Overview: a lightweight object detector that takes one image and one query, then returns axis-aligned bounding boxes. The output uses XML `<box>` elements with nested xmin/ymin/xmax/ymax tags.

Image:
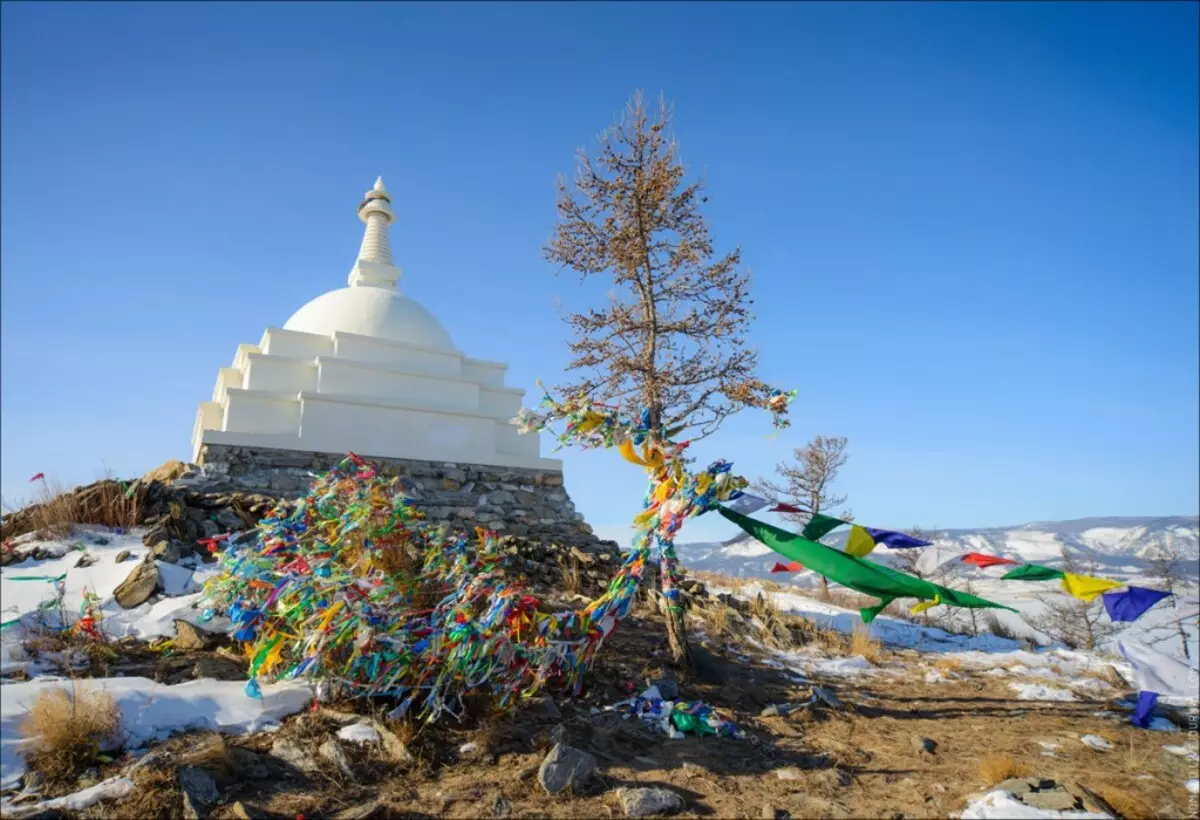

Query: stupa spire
<box><xmin>348</xmin><ymin>176</ymin><xmax>402</xmax><ymax>289</ymax></box>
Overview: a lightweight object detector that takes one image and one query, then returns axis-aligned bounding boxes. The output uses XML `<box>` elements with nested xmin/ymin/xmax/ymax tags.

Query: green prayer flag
<box><xmin>718</xmin><ymin>507</ymin><xmax>1016</xmax><ymax>622</ymax></box>
<box><xmin>800</xmin><ymin>512</ymin><xmax>847</xmax><ymax>541</ymax></box>
<box><xmin>1001</xmin><ymin>564</ymin><xmax>1066</xmax><ymax>581</ymax></box>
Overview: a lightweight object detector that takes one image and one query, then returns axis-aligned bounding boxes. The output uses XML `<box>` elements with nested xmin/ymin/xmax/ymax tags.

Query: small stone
<box><xmin>993</xmin><ymin>777</ymin><xmax>1038</xmax><ymax>795</ymax></box>
<box><xmin>537</xmin><ymin>743</ymin><xmax>597</xmax><ymax>794</ymax></box>
<box><xmin>74</xmin><ymin>553</ymin><xmax>98</xmax><ymax>569</ymax></box>
<box><xmin>490</xmin><ymin>795</ymin><xmax>512</xmax><ymax>818</ymax></box>
<box><xmin>531</xmin><ymin>695</ymin><xmax>562</xmax><ymax>721</ymax></box>
<box><xmin>775</xmin><ymin>767</ymin><xmax>803</xmax><ymax>781</ymax></box>
<box><xmin>910</xmin><ymin>736</ymin><xmax>937</xmax><ymax>754</ymax></box>
<box><xmin>114</xmin><ymin>549</ymin><xmax>131</xmax><ymax>563</ymax></box>
<box><xmin>616</xmin><ymin>787</ymin><xmax>684</xmax><ymax>817</ymax></box>
<box><xmin>173</xmin><ymin>619</ymin><xmax>214</xmax><ymax>652</ymax></box>
<box><xmin>270</xmin><ymin>738</ymin><xmax>320</xmax><ymax>774</ymax></box>
<box><xmin>319</xmin><ymin>739</ymin><xmax>356</xmax><ymax>780</ymax></box>
<box><xmin>178</xmin><ymin>765</ymin><xmax>219</xmax><ymax>820</ymax></box>
<box><xmin>369</xmin><ymin>719</ymin><xmax>415</xmax><ymax>766</ymax></box>
<box><xmin>113</xmin><ymin>555</ymin><xmax>161</xmax><ymax>608</ymax></box>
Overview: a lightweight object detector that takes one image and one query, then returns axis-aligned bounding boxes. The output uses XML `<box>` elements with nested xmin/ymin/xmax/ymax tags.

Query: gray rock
<box><xmin>319</xmin><ymin>739</ymin><xmax>357</xmax><ymax>780</ymax></box>
<box><xmin>229</xmin><ymin>747</ymin><xmax>270</xmax><ymax>780</ymax></box>
<box><xmin>616</xmin><ymin>787</ymin><xmax>684</xmax><ymax>817</ymax></box>
<box><xmin>270</xmin><ymin>738</ymin><xmax>320</xmax><ymax>774</ymax></box>
<box><xmin>1023</xmin><ymin>790</ymin><xmax>1080</xmax><ymax>812</ymax></box>
<box><xmin>490</xmin><ymin>795</ymin><xmax>512</xmax><ymax>818</ymax></box>
<box><xmin>178</xmin><ymin>766</ymin><xmax>219</xmax><ymax>820</ymax></box>
<box><xmin>114</xmin><ymin>549</ymin><xmax>132</xmax><ymax>564</ymax></box>
<box><xmin>173</xmin><ymin>619</ymin><xmax>214</xmax><ymax>652</ymax></box>
<box><xmin>910</xmin><ymin>736</ymin><xmax>937</xmax><ymax>754</ymax></box>
<box><xmin>531</xmin><ymin>695</ymin><xmax>562</xmax><ymax>721</ymax></box>
<box><xmin>74</xmin><ymin>553</ymin><xmax>98</xmax><ymax>569</ymax></box>
<box><xmin>537</xmin><ymin>743</ymin><xmax>597</xmax><ymax>794</ymax></box>
<box><xmin>549</xmin><ymin>723</ymin><xmax>568</xmax><ymax>746</ymax></box>
<box><xmin>993</xmin><ymin>777</ymin><xmax>1056</xmax><ymax>796</ymax></box>
<box><xmin>113</xmin><ymin>556</ymin><xmax>161</xmax><ymax>608</ymax></box>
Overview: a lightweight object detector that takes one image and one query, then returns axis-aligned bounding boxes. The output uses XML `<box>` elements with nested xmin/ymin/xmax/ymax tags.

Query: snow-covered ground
<box><xmin>0</xmin><ymin>527</ymin><xmax>301</xmax><ymax>789</ymax></box>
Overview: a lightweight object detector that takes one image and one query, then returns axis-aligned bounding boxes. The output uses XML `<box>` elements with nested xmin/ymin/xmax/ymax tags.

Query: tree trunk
<box><xmin>664</xmin><ymin>600</ymin><xmax>693</xmax><ymax>670</ymax></box>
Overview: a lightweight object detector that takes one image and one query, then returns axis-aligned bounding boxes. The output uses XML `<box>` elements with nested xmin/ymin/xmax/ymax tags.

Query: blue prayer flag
<box><xmin>1102</xmin><ymin>586</ymin><xmax>1171</xmax><ymax>623</ymax></box>
<box><xmin>1130</xmin><ymin>690</ymin><xmax>1158</xmax><ymax>728</ymax></box>
<box><xmin>865</xmin><ymin>528</ymin><xmax>932</xmax><ymax>549</ymax></box>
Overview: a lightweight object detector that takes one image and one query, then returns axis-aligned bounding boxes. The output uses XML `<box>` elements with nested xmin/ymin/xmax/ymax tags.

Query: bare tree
<box><xmin>1027</xmin><ymin>548</ymin><xmax>1123</xmax><ymax>651</ymax></box>
<box><xmin>1144</xmin><ymin>540</ymin><xmax>1198</xmax><ymax>661</ymax></box>
<box><xmin>753</xmin><ymin>436</ymin><xmax>851</xmax><ymax>599</ymax></box>
<box><xmin>546</xmin><ymin>91</ymin><xmax>782</xmax><ymax>669</ymax></box>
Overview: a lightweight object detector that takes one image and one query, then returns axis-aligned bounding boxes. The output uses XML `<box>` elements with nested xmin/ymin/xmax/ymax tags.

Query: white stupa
<box><xmin>191</xmin><ymin>177</ymin><xmax>560</xmax><ymax>471</ymax></box>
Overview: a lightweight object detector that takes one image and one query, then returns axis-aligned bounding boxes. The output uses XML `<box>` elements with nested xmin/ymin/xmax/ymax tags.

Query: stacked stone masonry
<box><xmin>195</xmin><ymin>443</ymin><xmax>610</xmax><ymax>551</ymax></box>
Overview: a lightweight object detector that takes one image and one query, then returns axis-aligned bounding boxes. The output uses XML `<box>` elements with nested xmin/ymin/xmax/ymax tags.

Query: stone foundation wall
<box><xmin>195</xmin><ymin>443</ymin><xmax>610</xmax><ymax>551</ymax></box>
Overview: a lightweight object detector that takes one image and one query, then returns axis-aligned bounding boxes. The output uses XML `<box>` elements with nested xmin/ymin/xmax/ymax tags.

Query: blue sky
<box><xmin>2</xmin><ymin>1</ymin><xmax>1196</xmax><ymax>546</ymax></box>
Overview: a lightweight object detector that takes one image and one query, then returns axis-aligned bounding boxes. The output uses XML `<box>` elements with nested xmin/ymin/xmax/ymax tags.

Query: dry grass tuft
<box><xmin>20</xmin><ymin>682</ymin><xmax>121</xmax><ymax>782</ymax></box>
<box><xmin>933</xmin><ymin>656</ymin><xmax>963</xmax><ymax>674</ymax></box>
<box><xmin>1097</xmin><ymin>785</ymin><xmax>1153</xmax><ymax>820</ymax></box>
<box><xmin>558</xmin><ymin>554</ymin><xmax>583</xmax><ymax>596</ymax></box>
<box><xmin>850</xmin><ymin>622</ymin><xmax>883</xmax><ymax>663</ymax></box>
<box><xmin>978</xmin><ymin>754</ymin><xmax>1031</xmax><ymax>786</ymax></box>
<box><xmin>748</xmin><ymin>590</ymin><xmax>778</xmax><ymax>623</ymax></box>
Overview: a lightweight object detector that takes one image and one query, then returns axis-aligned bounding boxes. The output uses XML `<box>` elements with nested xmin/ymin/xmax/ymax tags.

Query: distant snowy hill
<box><xmin>677</xmin><ymin>515</ymin><xmax>1200</xmax><ymax>582</ymax></box>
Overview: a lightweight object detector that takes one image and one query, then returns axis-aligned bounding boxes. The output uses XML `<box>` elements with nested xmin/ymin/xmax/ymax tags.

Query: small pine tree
<box><xmin>754</xmin><ymin>436</ymin><xmax>852</xmax><ymax>600</ymax></box>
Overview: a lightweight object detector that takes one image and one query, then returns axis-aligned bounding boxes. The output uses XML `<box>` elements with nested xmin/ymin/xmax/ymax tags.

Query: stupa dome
<box><xmin>283</xmin><ymin>286</ymin><xmax>455</xmax><ymax>351</ymax></box>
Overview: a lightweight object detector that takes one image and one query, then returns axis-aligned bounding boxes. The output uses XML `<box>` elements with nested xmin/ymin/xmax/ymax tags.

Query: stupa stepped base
<box><xmin>195</xmin><ymin>442</ymin><xmax>607</xmax><ymax>550</ymax></box>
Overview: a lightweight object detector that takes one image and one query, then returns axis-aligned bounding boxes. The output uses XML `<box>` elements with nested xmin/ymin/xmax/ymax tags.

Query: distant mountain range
<box><xmin>676</xmin><ymin>516</ymin><xmax>1200</xmax><ymax>582</ymax></box>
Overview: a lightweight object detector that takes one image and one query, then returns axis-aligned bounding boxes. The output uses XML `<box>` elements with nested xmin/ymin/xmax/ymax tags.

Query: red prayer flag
<box><xmin>770</xmin><ymin>561</ymin><xmax>804</xmax><ymax>573</ymax></box>
<box><xmin>961</xmin><ymin>552</ymin><xmax>1019</xmax><ymax>568</ymax></box>
<box><xmin>29</xmin><ymin>472</ymin><xmax>44</xmax><ymax>482</ymax></box>
<box><xmin>770</xmin><ymin>503</ymin><xmax>804</xmax><ymax>514</ymax></box>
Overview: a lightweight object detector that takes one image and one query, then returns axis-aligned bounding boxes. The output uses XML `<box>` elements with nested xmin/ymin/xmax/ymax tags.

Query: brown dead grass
<box><xmin>850</xmin><ymin>622</ymin><xmax>883</xmax><ymax>663</ymax></box>
<box><xmin>979</xmin><ymin>753</ymin><xmax>1032</xmax><ymax>786</ymax></box>
<box><xmin>557</xmin><ymin>554</ymin><xmax>583</xmax><ymax>596</ymax></box>
<box><xmin>1098</xmin><ymin>785</ymin><xmax>1154</xmax><ymax>820</ymax></box>
<box><xmin>20</xmin><ymin>682</ymin><xmax>121</xmax><ymax>782</ymax></box>
<box><xmin>7</xmin><ymin>473</ymin><xmax>143</xmax><ymax>541</ymax></box>
<box><xmin>934</xmin><ymin>656</ymin><xmax>963</xmax><ymax>674</ymax></box>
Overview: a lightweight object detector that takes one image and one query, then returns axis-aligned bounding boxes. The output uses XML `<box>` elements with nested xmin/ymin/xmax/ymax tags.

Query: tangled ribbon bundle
<box><xmin>201</xmin><ymin>388</ymin><xmax>793</xmax><ymax>724</ymax></box>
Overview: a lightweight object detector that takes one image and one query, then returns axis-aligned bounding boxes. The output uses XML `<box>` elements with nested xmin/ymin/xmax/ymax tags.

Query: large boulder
<box><xmin>537</xmin><ymin>743</ymin><xmax>597</xmax><ymax>795</ymax></box>
<box><xmin>113</xmin><ymin>556</ymin><xmax>161</xmax><ymax>608</ymax></box>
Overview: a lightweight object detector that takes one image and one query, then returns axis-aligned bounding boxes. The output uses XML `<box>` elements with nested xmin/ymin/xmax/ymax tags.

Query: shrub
<box><xmin>20</xmin><ymin>682</ymin><xmax>121</xmax><ymax>782</ymax></box>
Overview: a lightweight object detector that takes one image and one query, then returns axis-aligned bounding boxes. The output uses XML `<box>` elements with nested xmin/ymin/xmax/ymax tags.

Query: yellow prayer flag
<box><xmin>844</xmin><ymin>525</ymin><xmax>876</xmax><ymax>557</ymax></box>
<box><xmin>618</xmin><ymin>439</ymin><xmax>647</xmax><ymax>466</ymax></box>
<box><xmin>1060</xmin><ymin>572</ymin><xmax>1123</xmax><ymax>602</ymax></box>
<box><xmin>911</xmin><ymin>594</ymin><xmax>941</xmax><ymax>614</ymax></box>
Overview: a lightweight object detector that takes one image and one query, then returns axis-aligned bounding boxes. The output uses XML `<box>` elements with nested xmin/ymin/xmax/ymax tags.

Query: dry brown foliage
<box><xmin>20</xmin><ymin>682</ymin><xmax>121</xmax><ymax>782</ymax></box>
<box><xmin>1098</xmin><ymin>785</ymin><xmax>1153</xmax><ymax>820</ymax></box>
<box><xmin>7</xmin><ymin>473</ymin><xmax>142</xmax><ymax>541</ymax></box>
<box><xmin>849</xmin><ymin>622</ymin><xmax>883</xmax><ymax>663</ymax></box>
<box><xmin>557</xmin><ymin>554</ymin><xmax>583</xmax><ymax>596</ymax></box>
<box><xmin>978</xmin><ymin>754</ymin><xmax>1032</xmax><ymax>786</ymax></box>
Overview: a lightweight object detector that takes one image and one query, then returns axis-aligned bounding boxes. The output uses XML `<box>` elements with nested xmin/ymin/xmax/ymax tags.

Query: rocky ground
<box><xmin>3</xmin><ymin>577</ymin><xmax>1197</xmax><ymax>820</ymax></box>
<box><xmin>2</xmin><ymin>469</ymin><xmax>1197</xmax><ymax>820</ymax></box>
